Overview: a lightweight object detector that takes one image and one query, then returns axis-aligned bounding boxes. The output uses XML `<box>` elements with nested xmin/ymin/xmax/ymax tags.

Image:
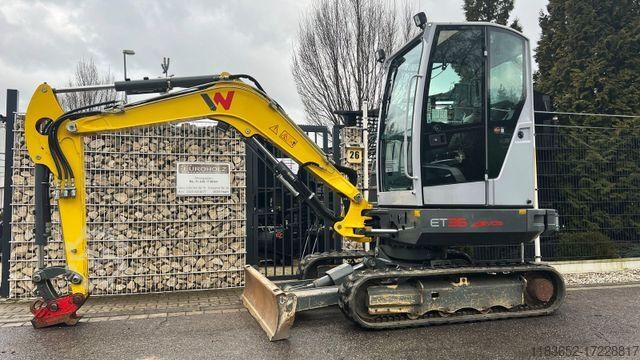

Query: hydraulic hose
<box><xmin>48</xmin><ymin>101</ymin><xmax>117</xmax><ymax>182</ymax></box>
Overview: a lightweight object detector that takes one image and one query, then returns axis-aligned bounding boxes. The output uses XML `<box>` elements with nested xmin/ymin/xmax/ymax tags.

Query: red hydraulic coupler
<box><xmin>30</xmin><ymin>293</ymin><xmax>86</xmax><ymax>328</ymax></box>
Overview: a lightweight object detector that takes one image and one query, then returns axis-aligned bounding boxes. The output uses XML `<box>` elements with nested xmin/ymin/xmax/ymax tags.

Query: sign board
<box><xmin>346</xmin><ymin>147</ymin><xmax>364</xmax><ymax>164</ymax></box>
<box><xmin>176</xmin><ymin>162</ymin><xmax>231</xmax><ymax>196</ymax></box>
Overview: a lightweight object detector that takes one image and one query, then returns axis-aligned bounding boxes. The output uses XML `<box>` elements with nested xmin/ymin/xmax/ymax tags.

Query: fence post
<box><xmin>361</xmin><ymin>102</ymin><xmax>370</xmax><ymax>252</ymax></box>
<box><xmin>533</xmin><ymin>120</ymin><xmax>543</xmax><ymax>263</ymax></box>
<box><xmin>245</xmin><ymin>144</ymin><xmax>258</xmax><ymax>266</ymax></box>
<box><xmin>332</xmin><ymin>124</ymin><xmax>343</xmax><ymax>251</ymax></box>
<box><xmin>1</xmin><ymin>89</ymin><xmax>18</xmax><ymax>297</ymax></box>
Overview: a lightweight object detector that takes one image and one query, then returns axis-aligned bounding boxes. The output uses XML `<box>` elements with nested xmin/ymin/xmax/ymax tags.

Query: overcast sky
<box><xmin>0</xmin><ymin>0</ymin><xmax>548</xmax><ymax>120</ymax></box>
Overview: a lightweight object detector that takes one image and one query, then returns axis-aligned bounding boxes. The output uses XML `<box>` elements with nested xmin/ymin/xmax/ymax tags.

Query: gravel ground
<box><xmin>563</xmin><ymin>269</ymin><xmax>640</xmax><ymax>286</ymax></box>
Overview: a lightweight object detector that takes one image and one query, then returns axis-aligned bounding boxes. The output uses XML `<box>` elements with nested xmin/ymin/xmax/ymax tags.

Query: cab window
<box><xmin>422</xmin><ymin>27</ymin><xmax>485</xmax><ymax>186</ymax></box>
<box><xmin>379</xmin><ymin>40</ymin><xmax>423</xmax><ymax>191</ymax></box>
<box><xmin>487</xmin><ymin>29</ymin><xmax>526</xmax><ymax>178</ymax></box>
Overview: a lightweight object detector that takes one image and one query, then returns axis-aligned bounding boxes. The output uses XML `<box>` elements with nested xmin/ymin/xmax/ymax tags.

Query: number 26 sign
<box><xmin>346</xmin><ymin>147</ymin><xmax>364</xmax><ymax>164</ymax></box>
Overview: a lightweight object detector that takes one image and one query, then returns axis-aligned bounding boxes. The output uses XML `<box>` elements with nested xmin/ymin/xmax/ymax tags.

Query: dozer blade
<box><xmin>242</xmin><ymin>265</ymin><xmax>297</xmax><ymax>341</ymax></box>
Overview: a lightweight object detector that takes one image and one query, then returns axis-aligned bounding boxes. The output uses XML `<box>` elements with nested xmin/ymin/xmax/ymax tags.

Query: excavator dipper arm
<box><xmin>24</xmin><ymin>74</ymin><xmax>372</xmax><ymax>328</ymax></box>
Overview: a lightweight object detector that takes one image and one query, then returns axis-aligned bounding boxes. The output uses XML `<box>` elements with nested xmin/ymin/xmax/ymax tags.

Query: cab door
<box><xmin>421</xmin><ymin>26</ymin><xmax>487</xmax><ymax>206</ymax></box>
<box><xmin>377</xmin><ymin>38</ymin><xmax>425</xmax><ymax>206</ymax></box>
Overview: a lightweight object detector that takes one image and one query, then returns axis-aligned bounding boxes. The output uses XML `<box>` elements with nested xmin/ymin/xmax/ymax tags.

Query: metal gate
<box><xmin>246</xmin><ymin>125</ymin><xmax>341</xmax><ymax>279</ymax></box>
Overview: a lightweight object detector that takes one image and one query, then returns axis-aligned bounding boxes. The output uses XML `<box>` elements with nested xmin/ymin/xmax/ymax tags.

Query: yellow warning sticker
<box><xmin>279</xmin><ymin>130</ymin><xmax>298</xmax><ymax>148</ymax></box>
<box><xmin>269</xmin><ymin>124</ymin><xmax>279</xmax><ymax>135</ymax></box>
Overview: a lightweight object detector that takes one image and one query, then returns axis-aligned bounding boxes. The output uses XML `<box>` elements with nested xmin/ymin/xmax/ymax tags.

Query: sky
<box><xmin>0</xmin><ymin>0</ymin><xmax>549</xmax><ymax>120</ymax></box>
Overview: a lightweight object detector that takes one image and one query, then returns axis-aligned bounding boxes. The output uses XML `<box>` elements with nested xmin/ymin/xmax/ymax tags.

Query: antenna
<box><xmin>161</xmin><ymin>57</ymin><xmax>171</xmax><ymax>78</ymax></box>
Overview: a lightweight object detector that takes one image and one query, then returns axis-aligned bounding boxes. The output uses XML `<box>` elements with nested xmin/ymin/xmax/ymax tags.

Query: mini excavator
<box><xmin>24</xmin><ymin>14</ymin><xmax>564</xmax><ymax>339</ymax></box>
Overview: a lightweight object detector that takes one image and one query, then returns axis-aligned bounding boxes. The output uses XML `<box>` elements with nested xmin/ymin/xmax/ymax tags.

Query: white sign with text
<box><xmin>176</xmin><ymin>162</ymin><xmax>231</xmax><ymax>196</ymax></box>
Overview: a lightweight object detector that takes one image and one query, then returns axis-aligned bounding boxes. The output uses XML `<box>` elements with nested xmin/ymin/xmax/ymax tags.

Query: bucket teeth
<box><xmin>241</xmin><ymin>265</ymin><xmax>297</xmax><ymax>341</ymax></box>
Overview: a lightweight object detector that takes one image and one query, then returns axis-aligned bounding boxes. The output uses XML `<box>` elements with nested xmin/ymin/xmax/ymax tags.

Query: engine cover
<box><xmin>371</xmin><ymin>208</ymin><xmax>558</xmax><ymax>246</ymax></box>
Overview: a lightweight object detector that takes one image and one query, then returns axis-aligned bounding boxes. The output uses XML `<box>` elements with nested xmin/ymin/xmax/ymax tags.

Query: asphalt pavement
<box><xmin>0</xmin><ymin>284</ymin><xmax>639</xmax><ymax>360</ymax></box>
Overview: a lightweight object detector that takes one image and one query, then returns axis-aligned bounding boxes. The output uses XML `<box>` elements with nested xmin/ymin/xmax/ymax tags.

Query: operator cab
<box><xmin>377</xmin><ymin>22</ymin><xmax>535</xmax><ymax>208</ymax></box>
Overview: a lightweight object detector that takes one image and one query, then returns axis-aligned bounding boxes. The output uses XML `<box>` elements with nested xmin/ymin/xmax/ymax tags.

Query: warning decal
<box><xmin>279</xmin><ymin>130</ymin><xmax>298</xmax><ymax>148</ymax></box>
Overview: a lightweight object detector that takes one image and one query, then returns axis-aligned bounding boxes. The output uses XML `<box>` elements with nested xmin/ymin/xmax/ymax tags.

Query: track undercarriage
<box><xmin>242</xmin><ymin>250</ymin><xmax>566</xmax><ymax>340</ymax></box>
<box><xmin>338</xmin><ymin>262</ymin><xmax>564</xmax><ymax>328</ymax></box>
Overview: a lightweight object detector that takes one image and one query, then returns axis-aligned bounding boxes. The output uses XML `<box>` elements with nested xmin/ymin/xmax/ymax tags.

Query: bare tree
<box><xmin>292</xmin><ymin>0</ymin><xmax>418</xmax><ymax>126</ymax></box>
<box><xmin>58</xmin><ymin>58</ymin><xmax>117</xmax><ymax>111</ymax></box>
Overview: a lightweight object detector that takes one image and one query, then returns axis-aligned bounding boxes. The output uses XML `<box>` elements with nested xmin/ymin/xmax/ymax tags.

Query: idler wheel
<box><xmin>526</xmin><ymin>276</ymin><xmax>555</xmax><ymax>303</ymax></box>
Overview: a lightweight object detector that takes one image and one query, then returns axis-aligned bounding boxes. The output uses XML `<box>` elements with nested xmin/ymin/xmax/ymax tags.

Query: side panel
<box><xmin>376</xmin><ymin>208</ymin><xmax>558</xmax><ymax>246</ymax></box>
<box><xmin>423</xmin><ymin>182</ymin><xmax>485</xmax><ymax>205</ymax></box>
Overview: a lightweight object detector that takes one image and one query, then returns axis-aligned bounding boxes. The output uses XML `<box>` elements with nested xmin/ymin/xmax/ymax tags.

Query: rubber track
<box><xmin>299</xmin><ymin>250</ymin><xmax>372</xmax><ymax>279</ymax></box>
<box><xmin>337</xmin><ymin>263</ymin><xmax>566</xmax><ymax>329</ymax></box>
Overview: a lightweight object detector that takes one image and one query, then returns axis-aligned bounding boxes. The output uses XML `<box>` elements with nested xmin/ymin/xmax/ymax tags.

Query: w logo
<box><xmin>201</xmin><ymin>91</ymin><xmax>235</xmax><ymax>111</ymax></box>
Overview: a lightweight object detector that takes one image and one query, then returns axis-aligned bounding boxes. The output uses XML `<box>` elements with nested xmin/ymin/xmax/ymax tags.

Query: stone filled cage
<box><xmin>9</xmin><ymin>115</ymin><xmax>246</xmax><ymax>298</ymax></box>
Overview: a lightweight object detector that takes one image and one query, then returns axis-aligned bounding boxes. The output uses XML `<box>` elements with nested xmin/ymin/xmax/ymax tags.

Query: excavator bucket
<box><xmin>241</xmin><ymin>265</ymin><xmax>297</xmax><ymax>341</ymax></box>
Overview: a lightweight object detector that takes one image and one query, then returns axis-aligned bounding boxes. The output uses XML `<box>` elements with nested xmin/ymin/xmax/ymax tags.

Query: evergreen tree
<box><xmin>463</xmin><ymin>0</ymin><xmax>522</xmax><ymax>31</ymax></box>
<box><xmin>535</xmin><ymin>0</ymin><xmax>640</xmax><ymax>118</ymax></box>
<box><xmin>534</xmin><ymin>0</ymin><xmax>640</xmax><ymax>255</ymax></box>
<box><xmin>509</xmin><ymin>18</ymin><xmax>523</xmax><ymax>32</ymax></box>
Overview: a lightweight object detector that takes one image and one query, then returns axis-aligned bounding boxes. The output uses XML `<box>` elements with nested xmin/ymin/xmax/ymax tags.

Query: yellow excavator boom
<box><xmin>24</xmin><ymin>74</ymin><xmax>371</xmax><ymax>330</ymax></box>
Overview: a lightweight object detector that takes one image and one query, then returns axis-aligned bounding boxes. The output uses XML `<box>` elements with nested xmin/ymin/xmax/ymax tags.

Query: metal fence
<box><xmin>244</xmin><ymin>116</ymin><xmax>640</xmax><ymax>266</ymax></box>
<box><xmin>535</xmin><ymin>117</ymin><xmax>640</xmax><ymax>261</ymax></box>
<box><xmin>466</xmin><ymin>117</ymin><xmax>640</xmax><ymax>262</ymax></box>
<box><xmin>0</xmin><ymin>120</ymin><xmax>5</xmax><ymax>287</ymax></box>
<box><xmin>2</xmin><ymin>90</ymin><xmax>638</xmax><ymax>298</ymax></box>
<box><xmin>246</xmin><ymin>125</ymin><xmax>340</xmax><ymax>279</ymax></box>
<box><xmin>0</xmin><ymin>121</ymin><xmax>5</xmax><ymax>208</ymax></box>
<box><xmin>337</xmin><ymin>111</ymin><xmax>640</xmax><ymax>263</ymax></box>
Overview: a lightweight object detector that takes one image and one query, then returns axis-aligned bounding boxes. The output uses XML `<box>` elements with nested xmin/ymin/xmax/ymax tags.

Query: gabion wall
<box><xmin>339</xmin><ymin>126</ymin><xmax>367</xmax><ymax>251</ymax></box>
<box><xmin>10</xmin><ymin>115</ymin><xmax>245</xmax><ymax>298</ymax></box>
<box><xmin>339</xmin><ymin>126</ymin><xmax>366</xmax><ymax>191</ymax></box>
